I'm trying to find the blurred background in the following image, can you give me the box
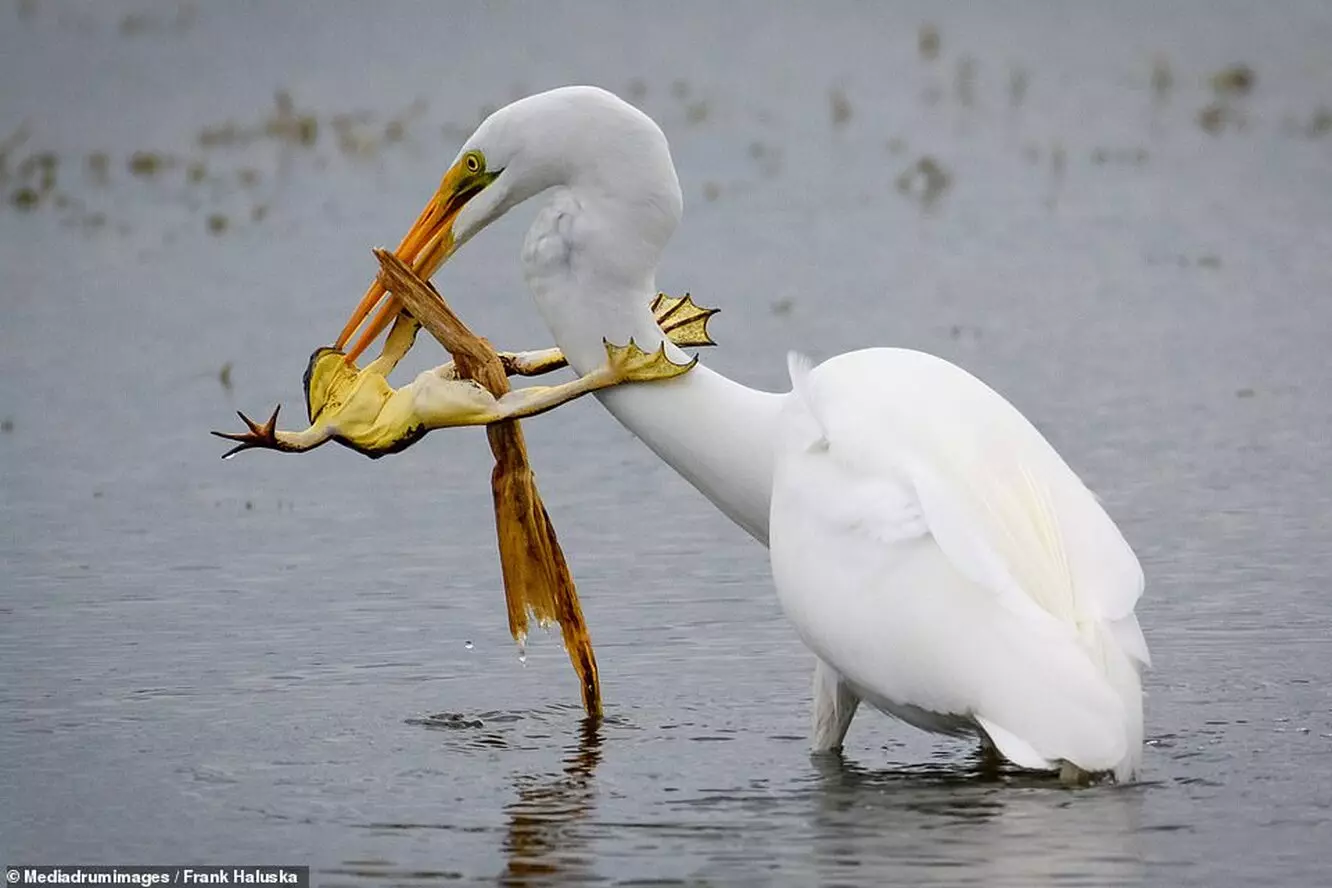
[2,1,1330,885]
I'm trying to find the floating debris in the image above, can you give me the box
[407,712,484,730]
[199,91,320,150]
[747,141,782,177]
[770,298,794,317]
[702,181,721,202]
[1145,252,1222,269]
[197,122,242,149]
[1198,102,1229,134]
[1306,107,1332,138]
[918,24,940,61]
[128,151,167,177]
[685,100,710,124]
[830,88,852,128]
[896,156,951,209]
[9,187,40,210]
[218,362,233,392]
[0,417,13,433]
[1211,64,1255,97]
[328,100,424,159]
[0,124,31,183]
[267,91,318,146]
[949,324,982,341]
[886,137,908,156]
[1151,57,1174,103]
[1050,144,1066,179]
[671,79,691,100]
[1009,66,1029,109]
[206,213,228,235]
[1235,388,1256,399]
[17,151,58,193]
[1091,147,1149,166]
[119,4,196,37]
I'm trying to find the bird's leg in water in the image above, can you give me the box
[810,659,861,753]
[1058,761,1097,787]
[978,733,1004,777]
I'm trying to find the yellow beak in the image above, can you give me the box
[335,159,486,363]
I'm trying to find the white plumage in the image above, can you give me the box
[774,349,1147,780]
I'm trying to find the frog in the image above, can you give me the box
[213,292,717,459]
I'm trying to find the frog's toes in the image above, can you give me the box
[602,338,697,383]
[650,292,719,348]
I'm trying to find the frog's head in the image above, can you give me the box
[303,347,360,424]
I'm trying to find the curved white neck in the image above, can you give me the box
[523,193,782,543]
[595,364,782,544]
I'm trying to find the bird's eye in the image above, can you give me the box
[464,151,484,174]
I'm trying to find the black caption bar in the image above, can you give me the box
[5,869,308,888]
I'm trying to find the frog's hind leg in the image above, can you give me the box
[494,294,718,379]
[494,339,696,423]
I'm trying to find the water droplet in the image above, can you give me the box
[463,640,473,651]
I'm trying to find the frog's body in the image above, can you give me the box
[300,346,496,458]
[216,293,716,459]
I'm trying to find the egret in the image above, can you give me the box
[335,86,1150,782]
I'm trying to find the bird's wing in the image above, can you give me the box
[792,349,1147,666]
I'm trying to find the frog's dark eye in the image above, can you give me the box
[463,151,484,174]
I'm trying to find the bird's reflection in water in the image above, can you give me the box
[500,715,603,886]
[808,749,1147,887]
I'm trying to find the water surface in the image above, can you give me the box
[3,2,1331,885]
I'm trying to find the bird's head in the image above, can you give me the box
[334,86,682,363]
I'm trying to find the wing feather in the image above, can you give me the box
[806,348,1146,661]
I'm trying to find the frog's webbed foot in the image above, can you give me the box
[603,338,698,383]
[494,294,717,380]
[651,292,719,348]
[212,405,332,458]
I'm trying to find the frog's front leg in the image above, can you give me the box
[212,406,335,459]
[363,312,422,378]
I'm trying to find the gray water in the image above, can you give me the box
[3,2,1331,885]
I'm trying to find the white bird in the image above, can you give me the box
[334,86,1150,782]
